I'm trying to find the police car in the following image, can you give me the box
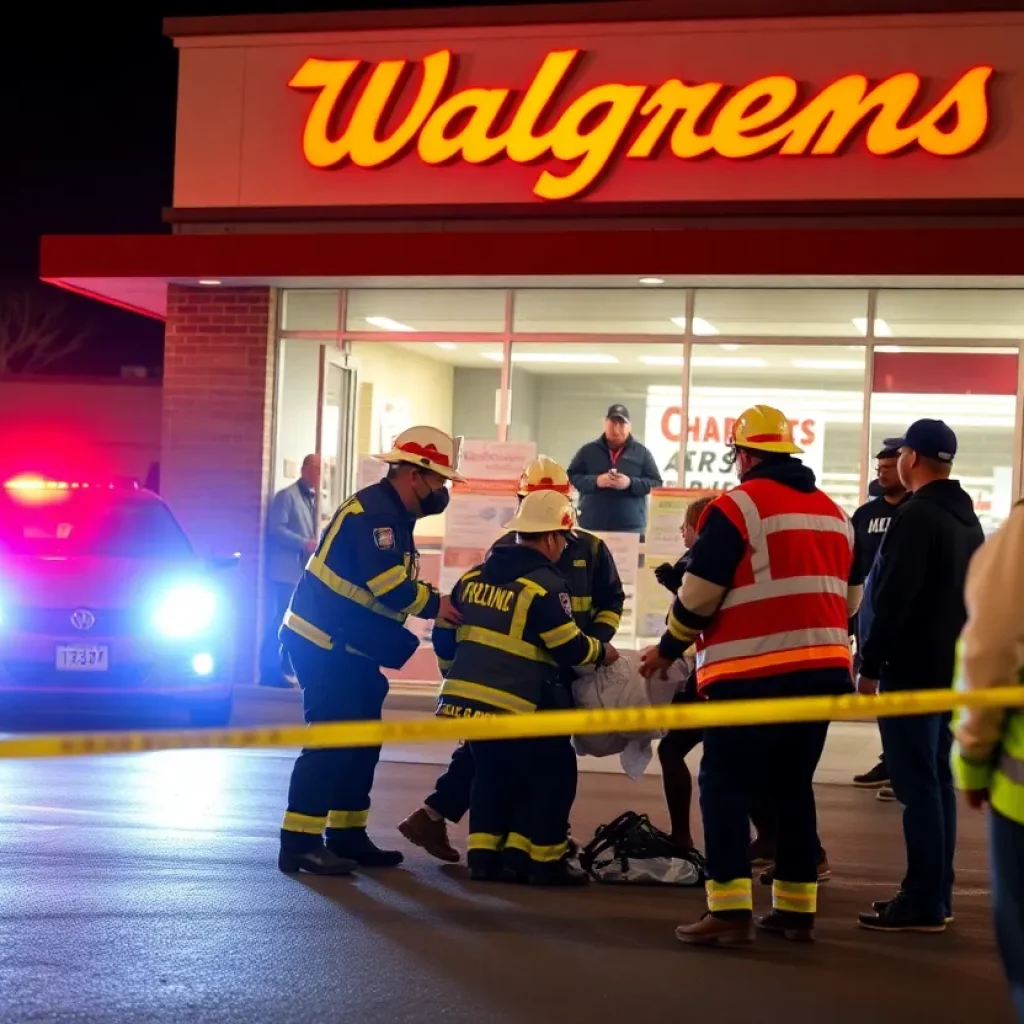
[0,475,235,725]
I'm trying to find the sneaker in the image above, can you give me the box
[858,893,946,933]
[876,786,898,803]
[327,834,404,868]
[756,911,815,942]
[872,896,954,925]
[278,845,358,876]
[398,808,460,863]
[853,761,889,788]
[675,913,755,947]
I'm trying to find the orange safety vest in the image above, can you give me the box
[695,477,855,692]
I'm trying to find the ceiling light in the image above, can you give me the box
[692,317,720,336]
[639,277,665,286]
[791,359,865,371]
[719,344,741,351]
[852,317,893,338]
[481,352,619,365]
[435,342,457,350]
[365,316,415,332]
[639,355,686,366]
[875,345,903,353]
[198,279,221,286]
[690,357,768,368]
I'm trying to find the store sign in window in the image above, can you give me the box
[289,49,992,201]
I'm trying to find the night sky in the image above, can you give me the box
[3,1,594,376]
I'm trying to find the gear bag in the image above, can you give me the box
[579,811,705,887]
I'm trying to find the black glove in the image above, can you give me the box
[654,562,684,594]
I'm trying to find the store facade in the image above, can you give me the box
[40,3,1024,682]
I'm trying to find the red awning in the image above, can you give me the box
[40,227,1024,320]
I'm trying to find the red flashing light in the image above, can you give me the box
[4,476,134,493]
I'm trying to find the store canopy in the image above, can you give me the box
[40,227,1024,321]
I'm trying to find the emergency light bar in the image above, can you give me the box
[3,476,139,492]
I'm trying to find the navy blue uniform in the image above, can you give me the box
[280,479,440,854]
[425,530,624,824]
[433,544,604,880]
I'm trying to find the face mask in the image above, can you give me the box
[415,475,450,518]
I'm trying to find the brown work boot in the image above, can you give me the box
[756,911,815,942]
[398,808,460,863]
[675,914,755,947]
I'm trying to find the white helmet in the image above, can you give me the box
[373,426,465,481]
[518,455,571,497]
[503,490,576,534]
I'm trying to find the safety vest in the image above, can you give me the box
[953,644,1024,825]
[695,477,854,690]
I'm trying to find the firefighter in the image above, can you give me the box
[641,404,864,945]
[398,456,625,862]
[277,426,463,876]
[432,489,618,885]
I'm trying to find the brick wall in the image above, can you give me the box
[162,285,276,683]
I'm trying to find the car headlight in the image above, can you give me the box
[153,583,216,639]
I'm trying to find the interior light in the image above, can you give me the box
[690,357,769,368]
[719,344,741,351]
[852,317,894,337]
[198,279,221,286]
[639,355,686,366]
[791,359,865,371]
[435,342,458,350]
[481,352,619,365]
[875,345,903,353]
[638,277,665,286]
[365,316,416,332]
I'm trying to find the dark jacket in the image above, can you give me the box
[432,544,605,716]
[851,493,910,581]
[493,529,625,642]
[859,479,985,690]
[282,479,439,669]
[567,435,663,533]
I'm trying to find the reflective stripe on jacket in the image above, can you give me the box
[695,478,855,691]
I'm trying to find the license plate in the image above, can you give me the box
[56,645,109,671]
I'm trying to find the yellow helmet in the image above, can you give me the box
[732,405,804,454]
[503,490,577,533]
[518,455,571,497]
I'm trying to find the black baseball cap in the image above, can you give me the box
[874,446,901,460]
[884,419,958,463]
[606,404,631,424]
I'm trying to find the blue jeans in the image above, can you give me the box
[991,809,1024,1022]
[878,709,956,919]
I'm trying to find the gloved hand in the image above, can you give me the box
[654,562,684,594]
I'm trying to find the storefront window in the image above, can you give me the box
[692,289,870,337]
[281,290,342,332]
[512,289,689,334]
[273,337,322,495]
[683,343,867,513]
[346,289,506,333]
[869,347,1019,532]
[875,290,1024,339]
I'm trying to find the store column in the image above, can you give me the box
[162,285,276,684]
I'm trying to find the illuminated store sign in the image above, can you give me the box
[289,49,993,201]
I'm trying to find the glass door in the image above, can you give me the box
[316,347,357,532]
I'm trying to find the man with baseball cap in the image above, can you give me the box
[567,404,663,534]
[856,419,984,934]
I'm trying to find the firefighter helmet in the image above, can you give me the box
[732,405,803,455]
[374,426,465,481]
[504,490,576,534]
[518,456,571,497]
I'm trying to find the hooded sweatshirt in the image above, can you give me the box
[859,478,985,689]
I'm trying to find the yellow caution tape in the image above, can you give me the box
[0,686,1020,760]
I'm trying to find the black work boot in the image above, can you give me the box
[756,910,816,942]
[278,838,357,876]
[528,859,590,887]
[326,829,404,868]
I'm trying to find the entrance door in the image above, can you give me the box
[316,347,356,532]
